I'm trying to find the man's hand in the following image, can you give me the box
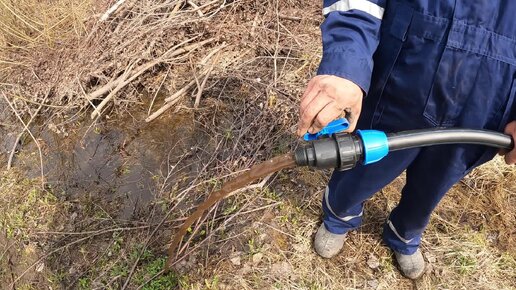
[503,121,516,164]
[297,75,363,137]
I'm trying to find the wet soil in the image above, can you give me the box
[10,104,207,221]
[0,82,301,286]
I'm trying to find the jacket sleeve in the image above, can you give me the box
[317,0,386,94]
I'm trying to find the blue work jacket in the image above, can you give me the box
[319,0,516,131]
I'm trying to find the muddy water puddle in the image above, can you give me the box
[13,108,207,220]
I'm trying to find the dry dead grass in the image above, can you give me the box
[0,0,515,289]
[0,0,92,77]
[183,158,516,289]
[1,0,321,119]
[0,170,71,288]
[0,0,90,47]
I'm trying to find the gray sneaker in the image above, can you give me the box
[394,249,425,280]
[314,223,347,258]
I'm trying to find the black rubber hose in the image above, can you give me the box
[387,128,514,151]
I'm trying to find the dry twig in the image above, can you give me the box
[187,0,204,16]
[171,0,184,15]
[90,60,138,119]
[144,89,188,122]
[146,44,229,122]
[2,92,45,187]
[89,38,215,119]
[86,37,213,102]
[7,133,22,170]
[100,0,128,21]
[147,67,171,116]
[194,48,224,108]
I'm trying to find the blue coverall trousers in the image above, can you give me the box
[320,1,516,255]
[322,106,503,255]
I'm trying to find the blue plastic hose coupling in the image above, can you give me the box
[295,118,389,170]
[357,130,389,165]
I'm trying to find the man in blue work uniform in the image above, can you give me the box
[297,0,516,279]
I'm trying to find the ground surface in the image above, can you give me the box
[1,0,515,289]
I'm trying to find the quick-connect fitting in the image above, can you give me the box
[295,126,514,171]
[294,133,363,170]
[295,130,390,170]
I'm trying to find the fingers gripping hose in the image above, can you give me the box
[295,127,514,170]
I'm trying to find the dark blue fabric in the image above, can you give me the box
[318,1,384,93]
[320,0,516,254]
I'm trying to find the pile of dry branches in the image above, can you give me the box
[0,0,317,192]
[3,0,318,119]
[1,0,321,280]
[1,0,321,168]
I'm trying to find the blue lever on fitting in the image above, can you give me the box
[303,118,350,141]
[357,130,389,165]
